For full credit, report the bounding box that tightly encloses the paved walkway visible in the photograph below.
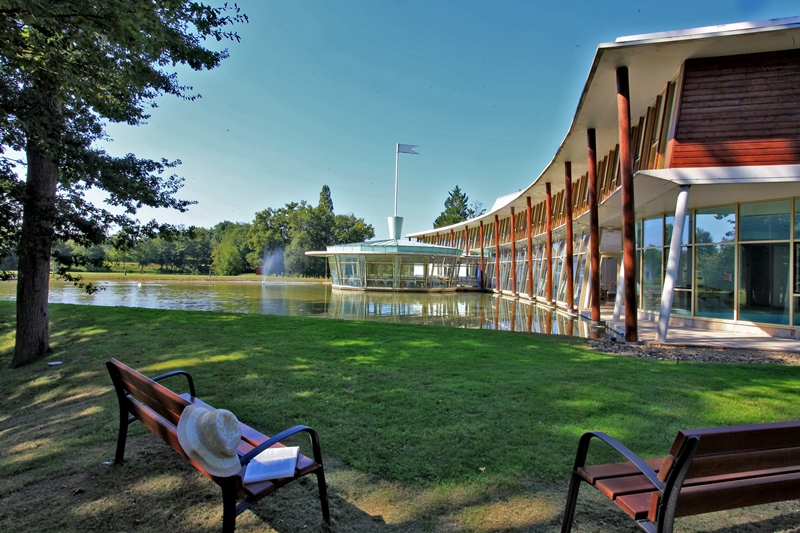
[601,309,800,353]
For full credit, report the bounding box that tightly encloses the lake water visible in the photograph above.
[0,280,600,337]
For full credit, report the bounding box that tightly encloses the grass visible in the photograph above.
[2,300,800,531]
[59,270,325,283]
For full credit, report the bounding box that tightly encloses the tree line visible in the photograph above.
[36,185,374,278]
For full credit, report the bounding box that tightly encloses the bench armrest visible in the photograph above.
[151,370,196,399]
[239,425,323,468]
[574,431,664,491]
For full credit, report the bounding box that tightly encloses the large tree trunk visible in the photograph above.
[12,143,59,368]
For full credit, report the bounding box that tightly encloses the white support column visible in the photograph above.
[613,262,625,322]
[657,186,691,342]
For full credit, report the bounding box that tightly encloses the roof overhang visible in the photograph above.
[592,165,800,229]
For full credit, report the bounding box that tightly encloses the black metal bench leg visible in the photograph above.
[560,472,583,533]
[316,467,331,524]
[221,480,238,533]
[114,410,129,464]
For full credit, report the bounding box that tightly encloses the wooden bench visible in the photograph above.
[106,358,330,532]
[561,421,800,533]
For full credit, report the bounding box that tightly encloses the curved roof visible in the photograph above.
[406,16,800,239]
[306,238,464,257]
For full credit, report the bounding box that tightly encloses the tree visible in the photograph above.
[211,221,251,275]
[433,185,485,228]
[333,213,375,244]
[284,200,332,277]
[0,1,247,367]
[318,185,334,214]
[246,202,298,273]
[283,185,375,277]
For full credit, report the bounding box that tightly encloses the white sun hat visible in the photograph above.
[177,403,242,477]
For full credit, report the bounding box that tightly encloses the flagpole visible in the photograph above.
[394,143,399,217]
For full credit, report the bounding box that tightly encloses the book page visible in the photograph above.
[243,446,300,483]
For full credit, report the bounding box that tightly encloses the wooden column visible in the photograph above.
[545,183,553,303]
[564,162,575,313]
[479,221,485,290]
[449,229,454,247]
[588,129,600,323]
[526,196,533,299]
[463,226,469,254]
[494,215,501,292]
[510,207,517,295]
[617,66,638,341]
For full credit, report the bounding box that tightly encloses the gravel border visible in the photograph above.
[587,338,800,365]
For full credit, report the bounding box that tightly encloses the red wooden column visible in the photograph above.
[588,128,600,323]
[463,226,469,254]
[450,229,455,247]
[526,196,533,299]
[564,162,575,313]
[545,183,553,303]
[479,221,485,289]
[510,207,517,295]
[494,215,501,292]
[617,66,638,341]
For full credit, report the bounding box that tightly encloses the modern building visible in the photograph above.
[406,17,800,341]
[307,216,482,291]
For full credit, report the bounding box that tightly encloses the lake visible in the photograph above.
[0,279,599,337]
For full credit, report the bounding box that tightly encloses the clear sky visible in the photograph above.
[96,0,799,238]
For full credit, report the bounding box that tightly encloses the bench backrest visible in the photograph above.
[658,420,800,482]
[107,359,218,476]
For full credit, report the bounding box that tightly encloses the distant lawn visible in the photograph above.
[2,301,799,531]
[57,270,324,283]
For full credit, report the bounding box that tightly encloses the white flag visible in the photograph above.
[397,144,419,155]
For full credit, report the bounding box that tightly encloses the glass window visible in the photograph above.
[739,200,791,241]
[696,206,735,244]
[365,255,394,288]
[635,220,642,249]
[695,244,735,319]
[642,248,662,311]
[739,243,790,324]
[338,255,361,287]
[795,296,800,327]
[665,246,692,316]
[329,257,339,285]
[796,243,800,294]
[665,212,693,245]
[643,217,663,248]
[795,199,800,239]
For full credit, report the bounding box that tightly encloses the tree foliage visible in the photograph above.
[211,221,251,275]
[0,1,247,367]
[250,185,374,277]
[433,185,485,228]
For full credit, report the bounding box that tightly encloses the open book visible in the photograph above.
[243,446,300,483]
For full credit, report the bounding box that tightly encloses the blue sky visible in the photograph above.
[98,0,798,238]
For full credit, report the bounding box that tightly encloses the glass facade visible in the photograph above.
[461,198,792,327]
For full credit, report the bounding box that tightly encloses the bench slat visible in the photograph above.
[652,470,800,520]
[687,446,800,479]
[615,492,653,520]
[595,474,659,500]
[670,421,800,457]
[114,361,190,425]
[578,458,664,484]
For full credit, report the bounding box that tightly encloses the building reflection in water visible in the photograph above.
[326,290,598,338]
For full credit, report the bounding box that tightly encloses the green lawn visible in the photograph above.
[55,270,324,283]
[1,300,799,531]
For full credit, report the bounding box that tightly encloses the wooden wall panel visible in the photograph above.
[672,49,800,167]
